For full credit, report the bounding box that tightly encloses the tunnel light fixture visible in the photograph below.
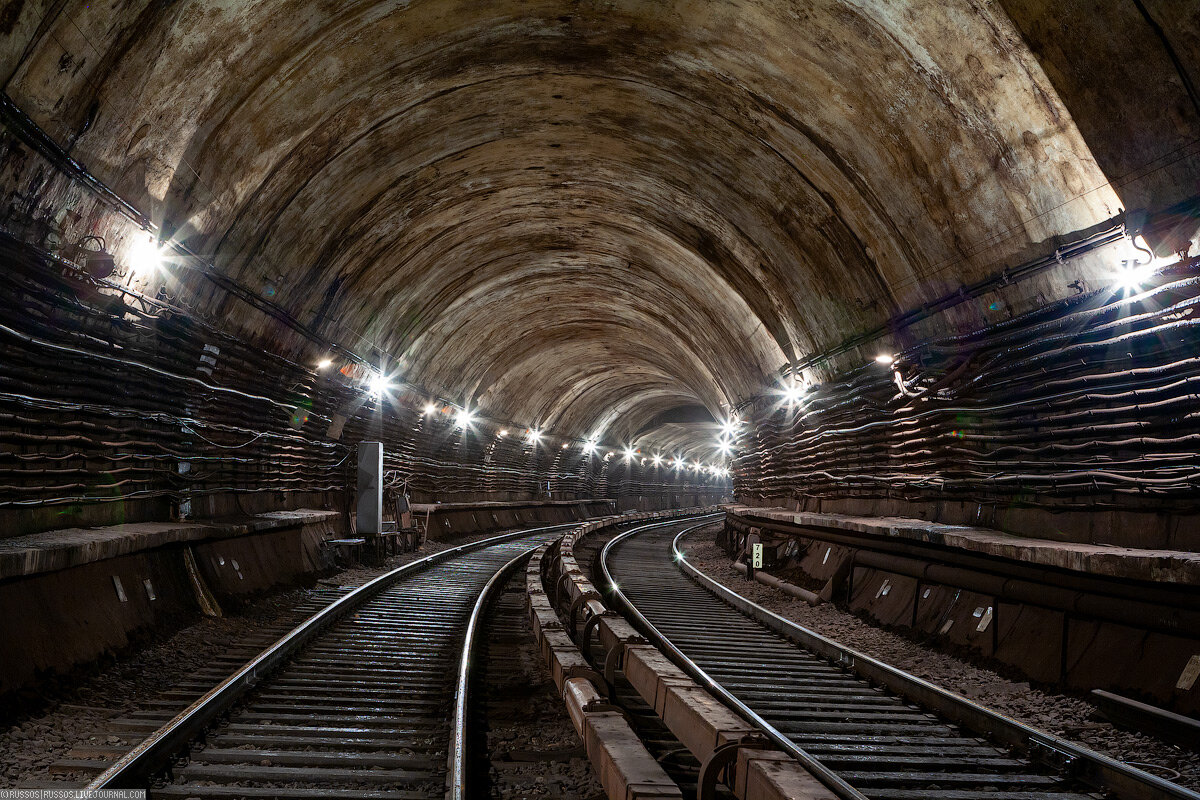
[127,235,165,278]
[781,379,805,405]
[672,457,684,470]
[720,417,741,437]
[1110,233,1179,294]
[652,454,663,466]
[497,428,508,437]
[717,440,733,456]
[561,442,570,449]
[423,402,438,416]
[316,357,333,371]
[526,429,543,444]
[454,408,475,429]
[875,354,895,365]
[1116,259,1157,293]
[368,372,394,398]
[623,446,636,461]
[582,439,598,454]
[693,461,703,470]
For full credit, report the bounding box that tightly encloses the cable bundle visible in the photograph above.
[0,237,720,531]
[734,258,1200,512]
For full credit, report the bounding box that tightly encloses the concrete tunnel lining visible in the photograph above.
[1,0,1177,455]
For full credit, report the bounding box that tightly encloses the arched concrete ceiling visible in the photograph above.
[3,1,1195,452]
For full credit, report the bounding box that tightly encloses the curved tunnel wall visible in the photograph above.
[0,2,1197,539]
[733,256,1200,551]
[0,238,727,537]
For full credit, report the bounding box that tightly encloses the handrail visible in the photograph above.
[599,520,870,800]
[87,520,580,789]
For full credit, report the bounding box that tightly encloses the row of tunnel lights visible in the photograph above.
[109,232,1172,473]
[113,238,736,476]
[310,359,735,477]
[770,249,1172,406]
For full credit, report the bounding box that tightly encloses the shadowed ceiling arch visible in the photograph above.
[1,0,1161,456]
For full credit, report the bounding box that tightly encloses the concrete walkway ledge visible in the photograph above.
[409,499,616,513]
[0,509,340,581]
[724,504,1200,586]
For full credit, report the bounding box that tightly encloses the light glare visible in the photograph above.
[1116,259,1156,292]
[128,236,164,278]
[368,372,393,398]
[781,380,805,405]
[1110,235,1179,294]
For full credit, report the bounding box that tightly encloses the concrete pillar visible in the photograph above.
[357,441,383,535]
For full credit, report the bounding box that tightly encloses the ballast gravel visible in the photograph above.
[483,608,605,799]
[686,535,1200,791]
[0,527,550,790]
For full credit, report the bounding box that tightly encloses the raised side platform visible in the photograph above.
[724,504,1200,715]
[0,510,342,699]
[0,500,641,702]
[723,504,1200,585]
[0,510,340,581]
[413,499,615,538]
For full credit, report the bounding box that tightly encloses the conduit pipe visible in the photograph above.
[730,561,822,605]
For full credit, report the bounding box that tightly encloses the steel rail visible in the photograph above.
[599,520,871,800]
[446,544,541,800]
[671,527,1200,800]
[86,520,580,790]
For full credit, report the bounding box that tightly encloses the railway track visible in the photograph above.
[84,522,573,799]
[600,520,1200,800]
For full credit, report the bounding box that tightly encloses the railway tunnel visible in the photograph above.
[1,1,1199,798]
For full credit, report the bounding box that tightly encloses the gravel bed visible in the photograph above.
[685,535,1200,790]
[0,587,314,788]
[0,526,547,789]
[483,590,604,799]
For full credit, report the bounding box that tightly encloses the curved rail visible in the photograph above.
[88,521,579,790]
[446,545,540,800]
[599,520,869,800]
[669,526,1200,800]
[604,520,1200,800]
